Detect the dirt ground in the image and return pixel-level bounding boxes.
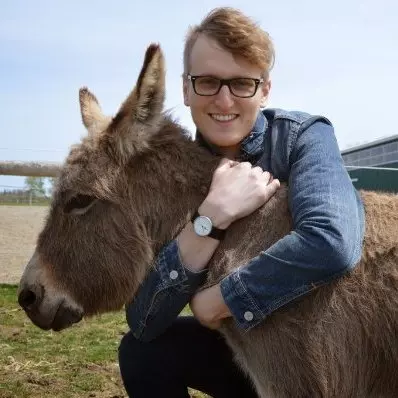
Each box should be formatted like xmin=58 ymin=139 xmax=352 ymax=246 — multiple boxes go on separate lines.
xmin=0 ymin=205 xmax=48 ymax=284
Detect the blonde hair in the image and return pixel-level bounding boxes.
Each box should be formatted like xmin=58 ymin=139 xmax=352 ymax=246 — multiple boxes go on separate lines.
xmin=183 ymin=7 xmax=275 ymax=79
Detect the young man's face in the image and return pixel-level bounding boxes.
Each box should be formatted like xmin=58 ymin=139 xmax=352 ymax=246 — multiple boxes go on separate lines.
xmin=183 ymin=34 xmax=270 ymax=158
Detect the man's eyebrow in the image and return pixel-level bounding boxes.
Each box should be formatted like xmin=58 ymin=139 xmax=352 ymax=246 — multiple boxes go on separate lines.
xmin=191 ymin=73 xmax=258 ymax=79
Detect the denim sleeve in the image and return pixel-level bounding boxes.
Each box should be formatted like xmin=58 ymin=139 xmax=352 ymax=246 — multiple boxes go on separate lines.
xmin=220 ymin=121 xmax=365 ymax=330
xmin=125 ymin=239 xmax=207 ymax=342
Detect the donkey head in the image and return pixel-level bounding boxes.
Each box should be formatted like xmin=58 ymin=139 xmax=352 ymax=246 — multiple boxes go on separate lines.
xmin=18 ymin=44 xmax=171 ymax=331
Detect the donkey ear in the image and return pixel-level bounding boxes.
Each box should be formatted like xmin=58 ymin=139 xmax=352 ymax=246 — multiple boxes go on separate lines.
xmin=79 ymin=87 xmax=111 ymax=136
xmin=104 ymin=44 xmax=165 ymax=162
xmin=117 ymin=43 xmax=165 ymax=124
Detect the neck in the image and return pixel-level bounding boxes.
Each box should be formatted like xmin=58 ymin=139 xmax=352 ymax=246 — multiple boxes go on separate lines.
xmin=196 ymin=131 xmax=242 ymax=160
xmin=219 ymin=145 xmax=240 ymax=160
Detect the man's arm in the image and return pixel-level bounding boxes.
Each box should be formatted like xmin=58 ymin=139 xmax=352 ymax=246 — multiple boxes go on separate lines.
xmin=125 ymin=237 xmax=209 ymax=342
xmin=125 ymin=160 xmax=280 ymax=341
xmin=215 ymin=121 xmax=365 ymax=330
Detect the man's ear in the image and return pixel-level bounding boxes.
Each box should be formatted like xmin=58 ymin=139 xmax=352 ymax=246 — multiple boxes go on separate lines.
xmin=183 ymin=76 xmax=190 ymax=107
xmin=260 ymin=80 xmax=271 ymax=107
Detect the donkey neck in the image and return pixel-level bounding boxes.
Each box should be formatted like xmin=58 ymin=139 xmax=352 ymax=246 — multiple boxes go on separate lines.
xmin=131 ymin=126 xmax=221 ymax=250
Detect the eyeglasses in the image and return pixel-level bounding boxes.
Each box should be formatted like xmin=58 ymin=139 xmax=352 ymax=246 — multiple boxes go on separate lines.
xmin=187 ymin=75 xmax=264 ymax=98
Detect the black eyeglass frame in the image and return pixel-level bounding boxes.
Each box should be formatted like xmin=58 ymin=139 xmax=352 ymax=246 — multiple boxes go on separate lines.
xmin=187 ymin=74 xmax=264 ymax=98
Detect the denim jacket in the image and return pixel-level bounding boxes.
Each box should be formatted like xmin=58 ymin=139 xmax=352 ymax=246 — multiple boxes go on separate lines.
xmin=125 ymin=108 xmax=365 ymax=342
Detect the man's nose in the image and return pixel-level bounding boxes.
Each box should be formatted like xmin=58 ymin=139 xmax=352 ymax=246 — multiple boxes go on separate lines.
xmin=214 ymin=85 xmax=235 ymax=110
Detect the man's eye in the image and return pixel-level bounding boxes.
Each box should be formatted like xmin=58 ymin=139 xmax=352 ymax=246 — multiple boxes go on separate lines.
xmin=198 ymin=78 xmax=218 ymax=87
xmin=64 ymin=194 xmax=95 ymax=213
xmin=233 ymin=79 xmax=253 ymax=88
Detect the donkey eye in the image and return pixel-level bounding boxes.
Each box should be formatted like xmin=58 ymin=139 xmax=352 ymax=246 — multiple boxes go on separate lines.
xmin=64 ymin=194 xmax=96 ymax=214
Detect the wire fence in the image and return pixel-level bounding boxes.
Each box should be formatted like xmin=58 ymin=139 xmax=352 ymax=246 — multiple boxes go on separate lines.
xmin=0 ymin=188 xmax=51 ymax=205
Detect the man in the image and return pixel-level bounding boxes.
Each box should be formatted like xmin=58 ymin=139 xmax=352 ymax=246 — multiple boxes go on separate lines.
xmin=118 ymin=7 xmax=365 ymax=398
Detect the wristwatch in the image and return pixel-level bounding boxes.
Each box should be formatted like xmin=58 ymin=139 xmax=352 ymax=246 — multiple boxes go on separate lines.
xmin=191 ymin=211 xmax=226 ymax=240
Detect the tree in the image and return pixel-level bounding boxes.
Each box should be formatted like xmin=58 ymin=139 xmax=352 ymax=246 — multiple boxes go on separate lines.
xmin=24 ymin=176 xmax=46 ymax=197
xmin=47 ymin=177 xmax=58 ymax=197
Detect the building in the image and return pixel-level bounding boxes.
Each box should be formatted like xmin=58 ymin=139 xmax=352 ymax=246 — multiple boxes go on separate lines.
xmin=341 ymin=134 xmax=398 ymax=193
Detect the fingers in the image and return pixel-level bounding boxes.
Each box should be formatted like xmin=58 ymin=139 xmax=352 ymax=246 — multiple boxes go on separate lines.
xmin=216 ymin=158 xmax=279 ymax=190
xmin=250 ymin=166 xmax=273 ymax=185
xmin=235 ymin=161 xmax=252 ymax=171
xmin=216 ymin=158 xmax=239 ymax=171
xmin=251 ymin=166 xmax=264 ymax=174
xmin=260 ymin=171 xmax=272 ymax=184
xmin=262 ymin=179 xmax=280 ymax=201
xmin=217 ymin=160 xmax=276 ymax=185
xmin=218 ymin=158 xmax=233 ymax=167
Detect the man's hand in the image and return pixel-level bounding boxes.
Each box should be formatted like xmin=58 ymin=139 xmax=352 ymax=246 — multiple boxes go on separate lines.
xmin=199 ymin=158 xmax=280 ymax=229
xmin=189 ymin=283 xmax=232 ymax=329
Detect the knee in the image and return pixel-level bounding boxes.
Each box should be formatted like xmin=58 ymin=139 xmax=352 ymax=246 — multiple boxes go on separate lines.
xmin=118 ymin=331 xmax=150 ymax=381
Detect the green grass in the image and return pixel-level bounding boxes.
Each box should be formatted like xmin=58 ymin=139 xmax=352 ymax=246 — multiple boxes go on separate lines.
xmin=0 ymin=284 xmax=208 ymax=398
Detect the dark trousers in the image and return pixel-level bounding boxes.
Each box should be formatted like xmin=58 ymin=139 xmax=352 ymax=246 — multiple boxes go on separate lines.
xmin=118 ymin=316 xmax=258 ymax=398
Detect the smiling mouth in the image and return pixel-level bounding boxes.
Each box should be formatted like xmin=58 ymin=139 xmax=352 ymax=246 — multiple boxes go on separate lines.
xmin=209 ymin=113 xmax=239 ymax=122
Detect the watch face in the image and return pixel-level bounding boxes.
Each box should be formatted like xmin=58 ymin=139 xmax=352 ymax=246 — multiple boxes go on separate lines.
xmin=193 ymin=216 xmax=213 ymax=237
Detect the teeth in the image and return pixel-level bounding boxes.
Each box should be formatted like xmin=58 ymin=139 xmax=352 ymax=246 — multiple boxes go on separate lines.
xmin=211 ymin=114 xmax=237 ymax=122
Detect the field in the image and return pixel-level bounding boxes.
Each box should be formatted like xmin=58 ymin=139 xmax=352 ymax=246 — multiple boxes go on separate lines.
xmin=0 ymin=205 xmax=207 ymax=398
xmin=0 ymin=284 xmax=127 ymax=397
xmin=0 ymin=205 xmax=48 ymax=284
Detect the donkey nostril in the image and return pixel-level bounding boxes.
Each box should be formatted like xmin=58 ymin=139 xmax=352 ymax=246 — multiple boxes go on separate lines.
xmin=18 ymin=289 xmax=37 ymax=311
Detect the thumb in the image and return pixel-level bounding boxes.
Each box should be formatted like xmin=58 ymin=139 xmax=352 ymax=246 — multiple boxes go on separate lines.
xmin=217 ymin=158 xmax=239 ymax=170
xmin=267 ymin=178 xmax=281 ymax=192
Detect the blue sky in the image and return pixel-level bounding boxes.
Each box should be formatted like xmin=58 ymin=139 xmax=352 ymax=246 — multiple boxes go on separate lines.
xmin=1 ymin=0 xmax=397 ymax=189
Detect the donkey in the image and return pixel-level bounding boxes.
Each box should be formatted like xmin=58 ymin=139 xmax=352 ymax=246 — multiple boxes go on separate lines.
xmin=18 ymin=44 xmax=398 ymax=397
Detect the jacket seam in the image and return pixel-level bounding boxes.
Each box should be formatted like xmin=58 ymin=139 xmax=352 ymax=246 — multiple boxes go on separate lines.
xmin=235 ymin=269 xmax=265 ymax=318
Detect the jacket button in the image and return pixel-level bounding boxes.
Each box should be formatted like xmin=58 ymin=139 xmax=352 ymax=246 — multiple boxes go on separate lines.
xmin=244 ymin=311 xmax=254 ymax=321
xmin=169 ymin=270 xmax=179 ymax=280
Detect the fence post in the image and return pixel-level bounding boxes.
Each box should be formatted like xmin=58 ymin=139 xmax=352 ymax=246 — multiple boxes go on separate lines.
xmin=0 ymin=161 xmax=61 ymax=177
